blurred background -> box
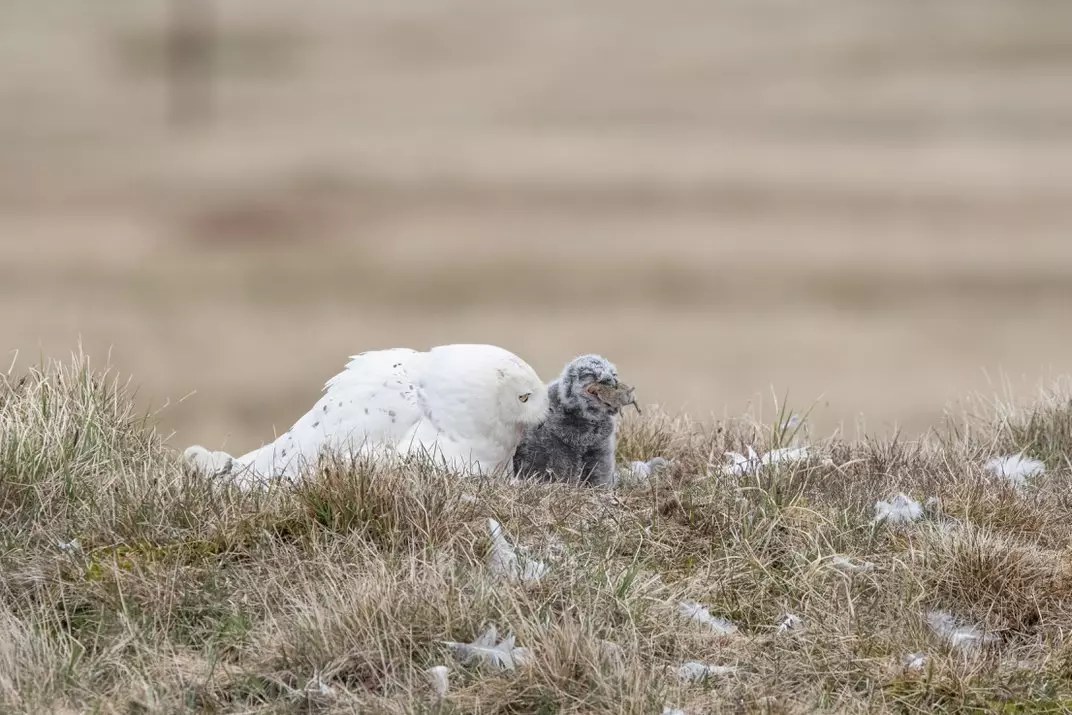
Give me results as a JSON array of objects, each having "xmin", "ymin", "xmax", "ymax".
[{"xmin": 2, "ymin": 0, "xmax": 1072, "ymax": 451}]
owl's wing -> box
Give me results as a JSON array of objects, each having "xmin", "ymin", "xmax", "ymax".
[
  {"xmin": 391, "ymin": 345, "xmax": 521, "ymax": 475},
  {"xmin": 230, "ymin": 348, "xmax": 425, "ymax": 481},
  {"xmin": 394, "ymin": 418, "xmax": 496, "ymax": 474},
  {"xmin": 412, "ymin": 346, "xmax": 498, "ymax": 437}
]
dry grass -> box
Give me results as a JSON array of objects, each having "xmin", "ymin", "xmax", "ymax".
[{"xmin": 4, "ymin": 355, "xmax": 1072, "ymax": 713}]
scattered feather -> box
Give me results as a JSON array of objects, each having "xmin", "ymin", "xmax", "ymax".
[
  {"xmin": 777, "ymin": 613, "xmax": 803, "ymax": 633},
  {"xmin": 617, "ymin": 457, "xmax": 670, "ymax": 489},
  {"xmin": 984, "ymin": 454, "xmax": 1045, "ymax": 490},
  {"xmin": 722, "ymin": 445, "xmax": 810, "ymax": 476},
  {"xmin": 873, "ymin": 494, "xmax": 923, "ymax": 524},
  {"xmin": 441, "ymin": 624, "xmax": 532, "ymax": 671},
  {"xmin": 671, "ymin": 661, "xmax": 738, "ymax": 682},
  {"xmin": 56, "ymin": 539, "xmax": 81, "ymax": 554},
  {"xmin": 511, "ymin": 646, "xmax": 534, "ymax": 667},
  {"xmin": 487, "ymin": 519, "xmax": 549, "ymax": 585},
  {"xmin": 723, "ymin": 446, "xmax": 760, "ymax": 475},
  {"xmin": 424, "ymin": 666, "xmax": 449, "ymax": 697},
  {"xmin": 663, "ymin": 708, "xmax": 686, "ymax": 715},
  {"xmin": 937, "ymin": 516, "xmax": 963, "ymax": 533},
  {"xmin": 459, "ymin": 494, "xmax": 477, "ymax": 504},
  {"xmin": 677, "ymin": 601, "xmax": 738, "ymax": 636},
  {"xmin": 831, "ymin": 555, "xmax": 874, "ymax": 574},
  {"xmin": 618, "ymin": 461, "xmax": 652, "ymax": 488},
  {"xmin": 761, "ymin": 445, "xmax": 810, "ymax": 466},
  {"xmin": 925, "ymin": 610, "xmax": 997, "ymax": 652},
  {"xmin": 303, "ymin": 673, "xmax": 335, "ymax": 698},
  {"xmin": 902, "ymin": 653, "xmax": 928, "ymax": 671}
]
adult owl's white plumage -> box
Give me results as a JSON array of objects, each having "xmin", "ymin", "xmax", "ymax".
[{"xmin": 183, "ymin": 344, "xmax": 549, "ymax": 488}]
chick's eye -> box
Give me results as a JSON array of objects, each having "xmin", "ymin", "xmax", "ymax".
[{"xmin": 519, "ymin": 393, "xmax": 531, "ymax": 403}]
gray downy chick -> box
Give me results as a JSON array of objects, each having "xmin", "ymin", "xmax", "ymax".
[{"xmin": 513, "ymin": 354, "xmax": 639, "ymax": 487}]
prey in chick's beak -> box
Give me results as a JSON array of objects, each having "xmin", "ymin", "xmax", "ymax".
[{"xmin": 586, "ymin": 380, "xmax": 641, "ymax": 414}]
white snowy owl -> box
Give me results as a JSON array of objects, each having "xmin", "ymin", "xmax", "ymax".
[{"xmin": 183, "ymin": 344, "xmax": 549, "ymax": 488}]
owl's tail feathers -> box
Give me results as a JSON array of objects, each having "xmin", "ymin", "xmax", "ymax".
[{"xmin": 183, "ymin": 444, "xmax": 235, "ymax": 478}]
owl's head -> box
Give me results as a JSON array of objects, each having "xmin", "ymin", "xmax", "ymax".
[
  {"xmin": 557, "ymin": 354, "xmax": 637, "ymax": 416},
  {"xmin": 496, "ymin": 355, "xmax": 551, "ymax": 427}
]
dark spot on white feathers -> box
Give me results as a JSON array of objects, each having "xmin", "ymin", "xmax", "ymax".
[
  {"xmin": 393, "ymin": 363, "xmax": 401, "ymax": 368},
  {"xmin": 391, "ymin": 417, "xmax": 396, "ymax": 423},
  {"xmin": 323, "ymin": 404, "xmax": 329, "ymax": 412},
  {"xmin": 338, "ymin": 401, "xmax": 343, "ymax": 407},
  {"xmin": 388, "ymin": 410, "xmax": 396, "ymax": 417},
  {"xmin": 312, "ymin": 421, "xmax": 320, "ymax": 428},
  {"xmin": 364, "ymin": 408, "xmax": 369, "ymax": 415}
]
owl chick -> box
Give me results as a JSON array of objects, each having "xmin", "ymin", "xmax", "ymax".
[{"xmin": 513, "ymin": 354, "xmax": 651, "ymax": 487}]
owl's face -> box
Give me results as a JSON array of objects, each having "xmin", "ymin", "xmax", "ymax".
[
  {"xmin": 558, "ymin": 355, "xmax": 637, "ymax": 416},
  {"xmin": 501, "ymin": 365, "xmax": 551, "ymax": 427}
]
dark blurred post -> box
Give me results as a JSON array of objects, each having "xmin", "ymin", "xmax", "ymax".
[{"xmin": 167, "ymin": 0, "xmax": 215, "ymax": 129}]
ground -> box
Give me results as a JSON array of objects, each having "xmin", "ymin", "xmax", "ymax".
[{"xmin": 2, "ymin": 356, "xmax": 1072, "ymax": 713}]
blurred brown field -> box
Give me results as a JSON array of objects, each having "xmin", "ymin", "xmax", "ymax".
[{"xmin": 2, "ymin": 0, "xmax": 1072, "ymax": 452}]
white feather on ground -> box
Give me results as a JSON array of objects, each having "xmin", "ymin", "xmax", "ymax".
[
  {"xmin": 721, "ymin": 445, "xmax": 810, "ymax": 476},
  {"xmin": 184, "ymin": 344, "xmax": 549, "ymax": 489},
  {"xmin": 902, "ymin": 653, "xmax": 928, "ymax": 670},
  {"xmin": 441, "ymin": 624, "xmax": 532, "ymax": 671},
  {"xmin": 677, "ymin": 601, "xmax": 738, "ymax": 636},
  {"xmin": 777, "ymin": 613, "xmax": 803, "ymax": 633},
  {"xmin": 924, "ymin": 610, "xmax": 997, "ymax": 652},
  {"xmin": 831, "ymin": 555, "xmax": 875, "ymax": 574},
  {"xmin": 662, "ymin": 708, "xmax": 686, "ymax": 715},
  {"xmin": 424, "ymin": 666, "xmax": 450, "ymax": 697},
  {"xmin": 486, "ymin": 518, "xmax": 549, "ymax": 585},
  {"xmin": 56, "ymin": 539, "xmax": 81, "ymax": 554},
  {"xmin": 670, "ymin": 661, "xmax": 738, "ymax": 682},
  {"xmin": 873, "ymin": 494, "xmax": 924, "ymax": 524},
  {"xmin": 302, "ymin": 672, "xmax": 335, "ymax": 699},
  {"xmin": 511, "ymin": 646, "xmax": 534, "ymax": 667},
  {"xmin": 984, "ymin": 453, "xmax": 1045, "ymax": 490},
  {"xmin": 616, "ymin": 457, "xmax": 671, "ymax": 488}
]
